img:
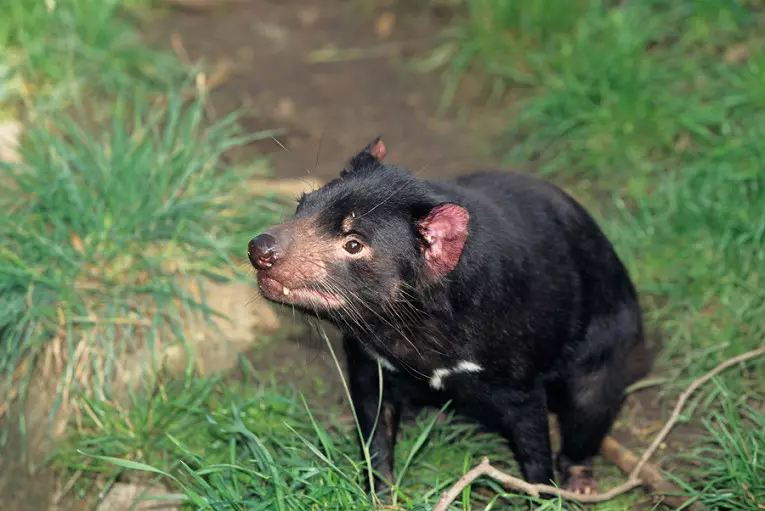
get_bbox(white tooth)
[283,286,290,296]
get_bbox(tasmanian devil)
[247,137,651,496]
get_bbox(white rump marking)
[429,360,483,390]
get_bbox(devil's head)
[248,138,469,325]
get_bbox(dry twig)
[600,436,690,508]
[435,457,641,509]
[628,346,765,479]
[434,346,765,510]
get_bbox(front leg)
[343,335,402,496]
[459,381,554,485]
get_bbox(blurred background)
[1,1,763,510]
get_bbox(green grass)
[55,368,503,509]
[0,89,281,426]
[674,380,765,509]
[0,0,185,115]
[58,363,601,511]
[51,329,634,511]
[51,357,761,510]
[0,0,283,444]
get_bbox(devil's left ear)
[417,203,469,278]
[342,136,387,176]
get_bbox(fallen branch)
[600,436,694,510]
[434,346,765,510]
[628,346,765,479]
[435,457,641,509]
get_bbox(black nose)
[248,233,280,270]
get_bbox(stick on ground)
[433,346,765,511]
[600,436,694,509]
[628,346,765,479]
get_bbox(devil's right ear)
[341,136,387,177]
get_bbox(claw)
[562,465,600,495]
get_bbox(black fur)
[251,143,651,495]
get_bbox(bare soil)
[144,0,507,182]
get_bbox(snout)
[248,232,282,270]
[247,222,342,309]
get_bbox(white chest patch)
[362,345,398,372]
[429,361,483,390]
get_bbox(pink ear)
[418,204,469,277]
[369,138,386,160]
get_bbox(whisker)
[271,136,312,176]
[319,273,430,364]
[276,272,431,381]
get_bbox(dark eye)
[344,240,363,254]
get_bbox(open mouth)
[257,274,344,308]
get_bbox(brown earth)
[144,0,509,182]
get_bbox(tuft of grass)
[0,0,288,447]
[56,371,539,510]
[0,0,185,115]
[0,86,282,434]
[673,382,765,510]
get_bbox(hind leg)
[555,371,623,495]
[554,324,642,492]
[557,367,625,495]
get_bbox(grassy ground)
[57,356,657,511]
[0,0,281,446]
[5,1,765,510]
[0,0,186,117]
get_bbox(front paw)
[562,465,600,495]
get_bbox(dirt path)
[147,0,504,182]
